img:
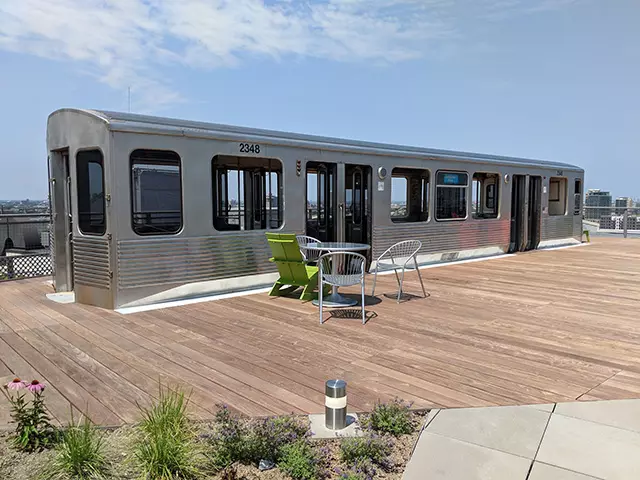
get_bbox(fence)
[0,254,52,281]
[582,206,640,238]
[0,213,52,282]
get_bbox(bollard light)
[325,379,347,430]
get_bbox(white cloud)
[0,0,586,111]
[481,0,584,19]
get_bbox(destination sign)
[437,172,468,186]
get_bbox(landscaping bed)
[1,378,427,480]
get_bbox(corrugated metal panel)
[73,237,110,289]
[117,233,276,289]
[542,216,575,241]
[372,220,510,258]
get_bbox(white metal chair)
[371,240,426,303]
[318,252,367,325]
[296,235,321,263]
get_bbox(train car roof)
[49,108,583,171]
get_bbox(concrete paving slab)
[528,462,602,480]
[309,413,362,439]
[537,413,640,479]
[426,405,551,458]
[402,432,531,480]
[555,398,640,433]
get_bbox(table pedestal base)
[312,293,358,308]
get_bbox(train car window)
[390,168,429,223]
[549,177,567,216]
[131,149,182,235]
[574,179,582,215]
[436,171,468,221]
[472,172,499,219]
[212,155,282,231]
[391,177,408,219]
[76,149,106,235]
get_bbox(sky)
[0,0,638,200]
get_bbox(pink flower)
[5,378,26,391]
[27,380,45,393]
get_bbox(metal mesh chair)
[371,240,426,303]
[296,235,321,263]
[318,252,367,324]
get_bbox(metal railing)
[1,213,50,251]
[582,206,640,238]
[0,213,52,282]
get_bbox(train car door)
[526,176,542,250]
[49,149,75,291]
[344,165,371,246]
[509,175,525,253]
[305,162,372,252]
[306,162,337,242]
[509,174,542,253]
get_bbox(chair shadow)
[323,308,379,324]
[319,294,380,324]
[381,291,431,303]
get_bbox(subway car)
[47,109,584,309]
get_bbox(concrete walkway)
[403,399,640,479]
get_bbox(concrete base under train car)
[538,237,582,249]
[115,271,280,310]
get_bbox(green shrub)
[278,440,324,480]
[133,386,202,480]
[43,414,109,480]
[207,406,310,470]
[207,406,251,471]
[337,459,377,480]
[340,433,392,471]
[1,378,58,452]
[366,399,414,436]
[338,472,366,480]
[251,415,310,462]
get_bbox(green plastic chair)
[266,232,326,301]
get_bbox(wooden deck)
[1,237,640,427]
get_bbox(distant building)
[599,215,616,230]
[599,215,639,231]
[585,189,612,221]
[615,197,633,214]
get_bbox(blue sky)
[0,0,638,200]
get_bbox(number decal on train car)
[239,143,261,154]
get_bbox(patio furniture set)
[266,233,426,324]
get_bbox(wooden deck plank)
[0,334,83,425]
[66,306,281,417]
[0,237,639,426]
[0,332,119,425]
[163,305,410,409]
[46,322,212,420]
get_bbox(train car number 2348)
[239,143,261,154]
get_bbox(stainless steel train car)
[47,109,584,309]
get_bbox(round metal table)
[306,242,371,308]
